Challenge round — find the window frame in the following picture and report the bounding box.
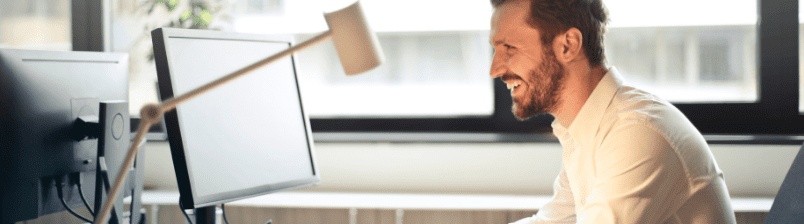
[86,0,803,138]
[72,0,109,52]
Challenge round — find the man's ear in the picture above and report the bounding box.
[553,27,583,63]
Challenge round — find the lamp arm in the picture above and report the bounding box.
[93,30,334,224]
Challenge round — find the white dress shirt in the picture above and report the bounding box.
[513,68,736,224]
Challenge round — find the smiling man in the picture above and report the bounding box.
[489,0,736,223]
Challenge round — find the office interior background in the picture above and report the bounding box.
[2,0,803,223]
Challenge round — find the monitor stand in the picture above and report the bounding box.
[74,101,145,224]
[94,101,131,224]
[194,206,217,224]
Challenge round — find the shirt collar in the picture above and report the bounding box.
[552,67,624,148]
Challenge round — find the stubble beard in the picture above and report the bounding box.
[511,50,565,121]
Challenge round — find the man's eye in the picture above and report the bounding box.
[505,45,515,55]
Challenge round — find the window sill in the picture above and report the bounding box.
[142,132,804,145]
[127,191,773,212]
[310,132,804,145]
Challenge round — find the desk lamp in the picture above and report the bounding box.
[93,1,384,223]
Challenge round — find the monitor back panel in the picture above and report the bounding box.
[0,49,129,223]
[152,28,319,208]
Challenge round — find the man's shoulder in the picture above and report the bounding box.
[597,84,709,158]
[596,84,718,180]
[603,85,690,134]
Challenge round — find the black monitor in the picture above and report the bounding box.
[0,49,141,223]
[152,28,320,210]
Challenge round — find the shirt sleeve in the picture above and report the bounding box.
[576,124,689,224]
[510,167,577,224]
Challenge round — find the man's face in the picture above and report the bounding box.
[490,1,565,121]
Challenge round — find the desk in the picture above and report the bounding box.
[128,191,774,224]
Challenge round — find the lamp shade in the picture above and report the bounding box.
[324,1,385,75]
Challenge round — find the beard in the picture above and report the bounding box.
[508,49,565,121]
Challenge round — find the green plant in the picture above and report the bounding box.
[154,0,221,29]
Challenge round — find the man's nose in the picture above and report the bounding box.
[490,52,507,78]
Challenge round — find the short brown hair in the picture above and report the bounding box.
[491,0,609,66]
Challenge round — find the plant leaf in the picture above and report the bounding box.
[168,0,179,11]
[199,10,212,26]
[180,10,191,22]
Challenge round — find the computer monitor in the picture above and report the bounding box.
[0,49,138,223]
[152,28,320,209]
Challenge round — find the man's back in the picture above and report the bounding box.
[598,80,735,224]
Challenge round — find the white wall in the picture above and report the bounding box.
[142,141,801,197]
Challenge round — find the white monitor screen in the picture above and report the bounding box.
[153,28,319,208]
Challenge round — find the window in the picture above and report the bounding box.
[292,31,493,118]
[110,0,801,135]
[233,0,495,118]
[0,0,71,51]
[605,0,757,103]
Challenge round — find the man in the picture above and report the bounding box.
[489,0,736,223]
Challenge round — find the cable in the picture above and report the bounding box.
[56,177,94,223]
[76,175,95,216]
[179,197,194,224]
[221,204,230,224]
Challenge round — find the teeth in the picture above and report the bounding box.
[506,82,520,89]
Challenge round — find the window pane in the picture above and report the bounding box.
[293,31,493,118]
[232,0,494,118]
[0,0,71,51]
[605,0,757,103]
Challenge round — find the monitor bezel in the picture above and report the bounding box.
[152,27,320,208]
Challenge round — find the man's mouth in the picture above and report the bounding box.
[501,73,523,90]
[506,81,521,90]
